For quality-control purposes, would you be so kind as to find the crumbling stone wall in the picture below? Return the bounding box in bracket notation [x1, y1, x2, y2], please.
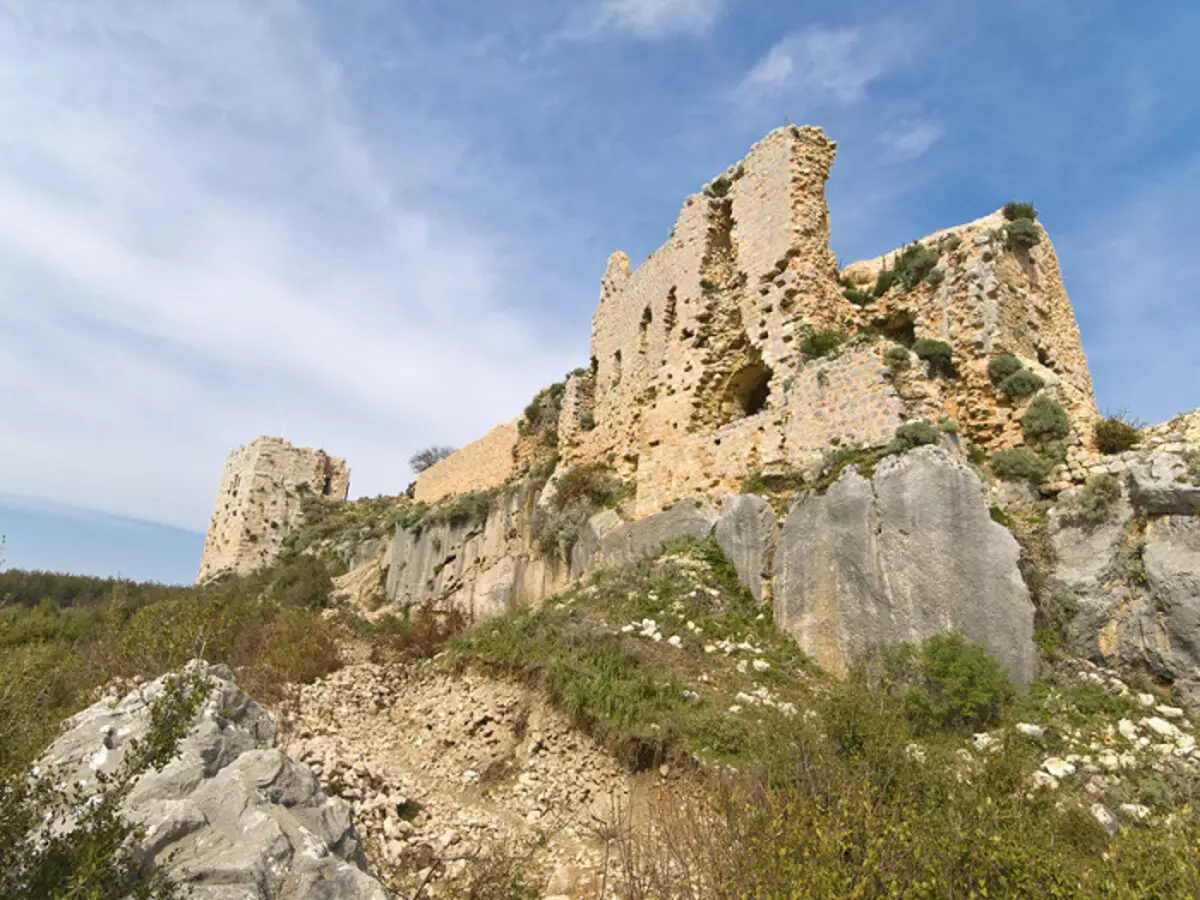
[413, 421, 519, 503]
[198, 436, 349, 582]
[409, 125, 1102, 516]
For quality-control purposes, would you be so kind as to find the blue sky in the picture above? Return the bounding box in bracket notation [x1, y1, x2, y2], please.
[1, 0, 1197, 584]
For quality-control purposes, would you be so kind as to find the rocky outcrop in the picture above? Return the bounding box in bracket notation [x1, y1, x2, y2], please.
[714, 494, 776, 603]
[773, 447, 1036, 683]
[384, 484, 570, 622]
[1040, 453, 1200, 705]
[572, 497, 719, 576]
[39, 662, 386, 900]
[1128, 451, 1200, 515]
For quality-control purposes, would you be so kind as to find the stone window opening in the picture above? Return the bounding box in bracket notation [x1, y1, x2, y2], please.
[322, 473, 333, 496]
[722, 362, 773, 421]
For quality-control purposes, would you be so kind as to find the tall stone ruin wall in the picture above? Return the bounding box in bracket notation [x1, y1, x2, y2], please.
[416, 123, 1102, 517]
[197, 436, 350, 582]
[412, 422, 520, 504]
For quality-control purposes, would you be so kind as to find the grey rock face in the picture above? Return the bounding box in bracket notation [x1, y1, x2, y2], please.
[772, 447, 1035, 684]
[1144, 516, 1200, 705]
[385, 483, 569, 623]
[574, 498, 718, 575]
[714, 494, 777, 603]
[39, 662, 387, 900]
[1127, 452, 1200, 515]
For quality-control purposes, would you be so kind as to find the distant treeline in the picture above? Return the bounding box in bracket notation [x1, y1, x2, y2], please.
[0, 569, 189, 609]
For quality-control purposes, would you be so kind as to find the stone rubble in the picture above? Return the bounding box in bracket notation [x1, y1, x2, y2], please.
[276, 661, 642, 897]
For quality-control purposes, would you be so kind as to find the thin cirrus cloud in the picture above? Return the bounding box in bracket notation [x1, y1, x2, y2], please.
[882, 122, 946, 161]
[0, 2, 584, 532]
[738, 25, 905, 105]
[578, 0, 725, 38]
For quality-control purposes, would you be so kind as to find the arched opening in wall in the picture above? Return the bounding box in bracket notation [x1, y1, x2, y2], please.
[322, 473, 333, 496]
[612, 350, 622, 387]
[639, 306, 652, 354]
[721, 362, 773, 422]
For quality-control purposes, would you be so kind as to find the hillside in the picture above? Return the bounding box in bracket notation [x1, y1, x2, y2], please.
[5, 125, 1200, 898]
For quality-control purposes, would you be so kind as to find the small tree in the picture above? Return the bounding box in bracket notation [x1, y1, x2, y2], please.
[409, 445, 456, 474]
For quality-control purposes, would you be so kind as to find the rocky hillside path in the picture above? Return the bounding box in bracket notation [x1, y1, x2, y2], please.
[274, 657, 644, 898]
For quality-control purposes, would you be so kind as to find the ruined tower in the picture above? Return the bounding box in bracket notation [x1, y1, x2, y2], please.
[197, 436, 350, 582]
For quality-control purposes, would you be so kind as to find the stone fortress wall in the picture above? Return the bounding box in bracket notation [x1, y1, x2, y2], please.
[415, 124, 1101, 514]
[197, 437, 350, 582]
[412, 422, 520, 504]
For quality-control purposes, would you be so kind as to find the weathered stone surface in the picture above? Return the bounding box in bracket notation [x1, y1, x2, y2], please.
[1050, 495, 1133, 594]
[714, 493, 777, 603]
[1144, 516, 1200, 705]
[39, 662, 386, 900]
[1127, 452, 1200, 515]
[385, 483, 570, 623]
[199, 437, 350, 583]
[773, 447, 1035, 683]
[411, 126, 1098, 517]
[575, 498, 718, 574]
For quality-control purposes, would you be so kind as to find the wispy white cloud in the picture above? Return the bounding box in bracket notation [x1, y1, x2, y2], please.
[882, 122, 945, 160]
[0, 2, 583, 529]
[577, 0, 724, 39]
[738, 25, 909, 106]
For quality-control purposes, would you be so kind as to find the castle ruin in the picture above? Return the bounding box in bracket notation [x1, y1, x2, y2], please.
[197, 436, 350, 582]
[414, 125, 1098, 512]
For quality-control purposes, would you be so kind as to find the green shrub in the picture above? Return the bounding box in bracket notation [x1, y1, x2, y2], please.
[894, 243, 941, 290]
[740, 471, 767, 495]
[1004, 218, 1042, 251]
[266, 553, 333, 609]
[987, 354, 1024, 384]
[967, 444, 988, 466]
[989, 505, 1014, 528]
[873, 266, 898, 297]
[800, 329, 846, 360]
[1094, 415, 1140, 454]
[891, 421, 940, 452]
[1022, 396, 1070, 441]
[883, 345, 911, 370]
[1003, 201, 1038, 221]
[884, 632, 1015, 733]
[925, 267, 945, 286]
[999, 368, 1045, 398]
[842, 286, 875, 307]
[937, 416, 960, 434]
[1064, 474, 1123, 527]
[938, 233, 962, 252]
[991, 448, 1053, 483]
[912, 338, 953, 376]
[579, 412, 596, 432]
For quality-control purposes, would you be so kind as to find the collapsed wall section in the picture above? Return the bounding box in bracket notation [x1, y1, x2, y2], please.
[198, 436, 349, 582]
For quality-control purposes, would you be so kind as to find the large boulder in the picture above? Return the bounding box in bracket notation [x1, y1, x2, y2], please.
[772, 447, 1035, 684]
[714, 494, 776, 603]
[38, 661, 387, 900]
[1127, 452, 1200, 516]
